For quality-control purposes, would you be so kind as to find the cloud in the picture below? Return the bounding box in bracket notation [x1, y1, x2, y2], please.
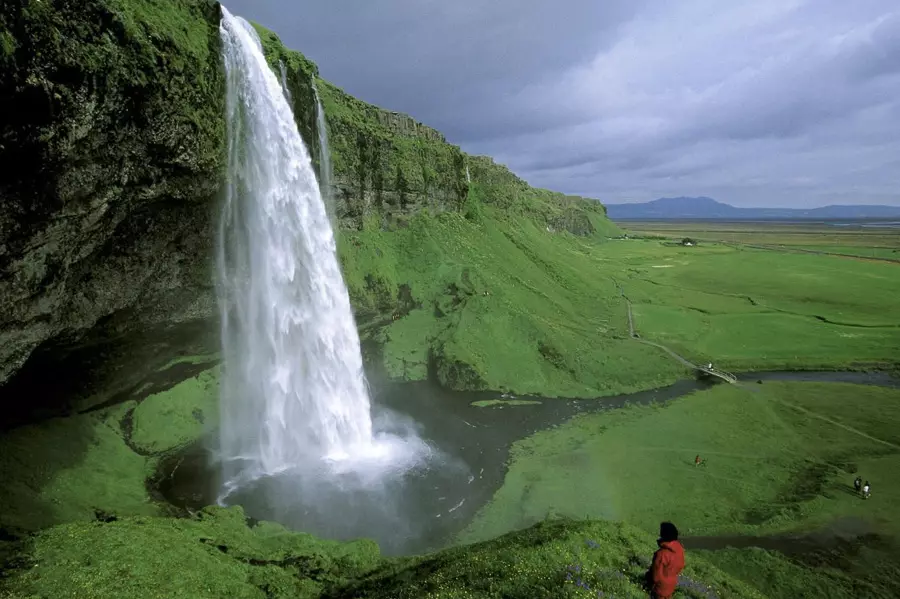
[225, 0, 900, 207]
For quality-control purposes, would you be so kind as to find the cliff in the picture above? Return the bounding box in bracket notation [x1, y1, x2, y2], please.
[0, 0, 622, 424]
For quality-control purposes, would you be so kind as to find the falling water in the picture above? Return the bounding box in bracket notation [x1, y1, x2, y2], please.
[218, 8, 383, 490]
[312, 83, 336, 227]
[215, 7, 460, 553]
[466, 164, 471, 184]
[278, 60, 292, 103]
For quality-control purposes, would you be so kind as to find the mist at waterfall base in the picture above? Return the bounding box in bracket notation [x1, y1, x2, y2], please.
[216, 8, 465, 554]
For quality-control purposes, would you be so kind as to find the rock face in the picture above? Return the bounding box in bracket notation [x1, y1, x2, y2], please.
[0, 0, 612, 421]
[255, 26, 469, 229]
[0, 0, 226, 414]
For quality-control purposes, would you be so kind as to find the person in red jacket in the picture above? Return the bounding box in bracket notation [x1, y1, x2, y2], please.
[645, 521, 685, 599]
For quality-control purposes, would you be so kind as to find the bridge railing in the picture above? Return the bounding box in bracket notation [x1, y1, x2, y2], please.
[699, 366, 737, 384]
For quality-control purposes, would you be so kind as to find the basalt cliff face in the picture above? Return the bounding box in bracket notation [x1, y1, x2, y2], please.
[0, 0, 611, 422]
[0, 0, 226, 422]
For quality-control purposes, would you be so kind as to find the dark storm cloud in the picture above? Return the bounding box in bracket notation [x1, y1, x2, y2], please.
[224, 1, 900, 207]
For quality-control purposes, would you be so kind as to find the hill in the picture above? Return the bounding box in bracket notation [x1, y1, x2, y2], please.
[605, 197, 900, 220]
[0, 0, 635, 427]
[0, 505, 763, 598]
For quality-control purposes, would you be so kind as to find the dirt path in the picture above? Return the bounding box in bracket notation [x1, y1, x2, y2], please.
[613, 279, 735, 381]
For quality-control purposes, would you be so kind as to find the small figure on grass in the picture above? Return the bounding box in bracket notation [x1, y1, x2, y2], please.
[694, 454, 706, 467]
[863, 481, 871, 499]
[645, 522, 685, 599]
[853, 476, 862, 494]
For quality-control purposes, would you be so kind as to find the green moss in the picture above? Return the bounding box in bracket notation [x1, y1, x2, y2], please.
[1, 0, 225, 237]
[0, 403, 157, 533]
[130, 366, 219, 454]
[0, 28, 15, 58]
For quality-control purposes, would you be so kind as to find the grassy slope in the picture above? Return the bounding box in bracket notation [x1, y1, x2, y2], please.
[130, 366, 219, 454]
[344, 226, 899, 396]
[461, 381, 900, 597]
[0, 402, 157, 534]
[341, 208, 685, 397]
[0, 506, 380, 599]
[0, 508, 762, 599]
[0, 360, 219, 534]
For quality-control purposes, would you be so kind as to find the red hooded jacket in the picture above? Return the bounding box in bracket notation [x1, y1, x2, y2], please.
[648, 539, 685, 598]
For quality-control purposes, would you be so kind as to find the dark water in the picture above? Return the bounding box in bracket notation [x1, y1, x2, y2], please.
[154, 370, 899, 556]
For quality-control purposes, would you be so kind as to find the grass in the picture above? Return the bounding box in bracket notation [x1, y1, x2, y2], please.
[0, 402, 157, 534]
[342, 208, 685, 398]
[130, 366, 219, 454]
[608, 240, 900, 371]
[0, 505, 380, 599]
[696, 543, 900, 599]
[621, 221, 900, 253]
[459, 381, 900, 597]
[0, 508, 762, 599]
[346, 212, 899, 396]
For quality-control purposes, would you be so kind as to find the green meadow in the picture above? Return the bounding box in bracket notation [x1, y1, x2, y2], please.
[461, 381, 900, 597]
[344, 212, 900, 392]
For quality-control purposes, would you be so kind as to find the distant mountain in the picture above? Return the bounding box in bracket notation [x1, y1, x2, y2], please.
[604, 197, 900, 220]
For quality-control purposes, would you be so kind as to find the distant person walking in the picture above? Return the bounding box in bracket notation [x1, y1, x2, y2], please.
[863, 481, 871, 499]
[695, 454, 702, 467]
[854, 476, 862, 494]
[645, 522, 685, 599]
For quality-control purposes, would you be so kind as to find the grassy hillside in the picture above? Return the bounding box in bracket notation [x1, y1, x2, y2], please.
[341, 208, 680, 397]
[0, 506, 762, 599]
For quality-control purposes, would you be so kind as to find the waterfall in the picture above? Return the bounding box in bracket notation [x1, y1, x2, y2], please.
[312, 82, 336, 228]
[466, 164, 471, 184]
[278, 60, 292, 103]
[217, 8, 376, 488]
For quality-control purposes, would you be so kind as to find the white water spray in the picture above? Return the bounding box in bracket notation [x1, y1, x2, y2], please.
[218, 8, 390, 490]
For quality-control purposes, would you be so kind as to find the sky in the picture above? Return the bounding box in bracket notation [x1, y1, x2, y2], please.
[226, 1, 900, 207]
